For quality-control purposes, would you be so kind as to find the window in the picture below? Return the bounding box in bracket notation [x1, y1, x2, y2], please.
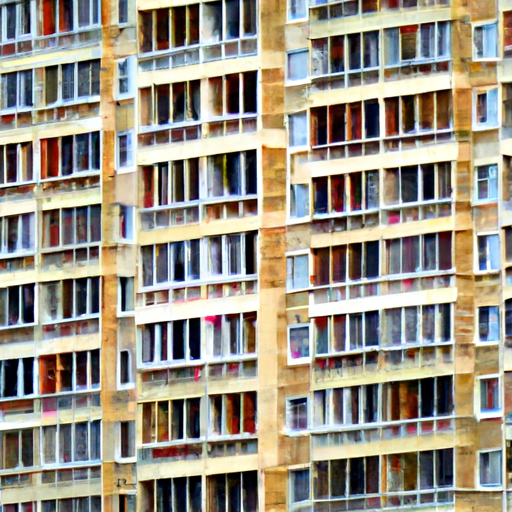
[384, 23, 450, 67]
[139, 0, 256, 54]
[142, 398, 201, 443]
[39, 350, 100, 394]
[287, 50, 308, 81]
[117, 132, 133, 170]
[141, 319, 201, 364]
[140, 80, 200, 126]
[116, 57, 135, 98]
[313, 241, 380, 285]
[287, 397, 308, 431]
[42, 498, 101, 512]
[288, 0, 306, 20]
[207, 151, 257, 199]
[119, 495, 136, 512]
[474, 88, 499, 129]
[41, 278, 100, 323]
[480, 450, 502, 486]
[473, 23, 498, 60]
[41, 0, 100, 35]
[143, 159, 199, 208]
[207, 312, 257, 358]
[0, 142, 33, 185]
[384, 163, 451, 205]
[311, 100, 380, 146]
[0, 357, 34, 397]
[475, 164, 498, 201]
[477, 234, 500, 271]
[119, 0, 128, 24]
[207, 472, 258, 512]
[290, 184, 310, 218]
[141, 240, 200, 287]
[118, 60, 129, 95]
[1, 71, 32, 109]
[286, 254, 309, 290]
[313, 170, 379, 215]
[41, 421, 101, 464]
[314, 376, 452, 427]
[0, 2, 31, 43]
[119, 205, 134, 240]
[207, 72, 257, 118]
[205, 232, 257, 278]
[155, 477, 202, 512]
[382, 304, 452, 346]
[384, 90, 452, 136]
[119, 350, 132, 385]
[0, 284, 34, 327]
[0, 213, 34, 254]
[45, 61, 100, 105]
[42, 205, 101, 248]
[1, 429, 34, 469]
[290, 469, 310, 503]
[478, 306, 499, 342]
[120, 421, 135, 458]
[41, 132, 101, 179]
[289, 111, 308, 147]
[119, 277, 134, 312]
[210, 392, 257, 435]
[288, 324, 310, 363]
[315, 311, 380, 354]
[386, 232, 452, 275]
[505, 12, 512, 58]
[479, 377, 500, 414]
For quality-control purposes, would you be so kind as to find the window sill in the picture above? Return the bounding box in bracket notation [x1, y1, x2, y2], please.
[139, 360, 204, 372]
[473, 199, 498, 206]
[287, 357, 311, 366]
[0, 250, 35, 260]
[0, 322, 35, 331]
[473, 124, 499, 132]
[40, 170, 101, 183]
[42, 315, 100, 326]
[286, 78, 311, 87]
[116, 165, 136, 175]
[40, 96, 100, 110]
[477, 410, 502, 420]
[115, 456, 137, 464]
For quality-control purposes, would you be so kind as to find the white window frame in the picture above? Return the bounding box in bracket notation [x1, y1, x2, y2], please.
[116, 56, 136, 100]
[117, 131, 135, 174]
[1, 70, 33, 111]
[0, 212, 35, 256]
[476, 374, 501, 419]
[118, 0, 129, 25]
[476, 232, 500, 273]
[289, 183, 310, 221]
[473, 22, 498, 61]
[287, 323, 311, 365]
[476, 305, 500, 344]
[289, 466, 311, 506]
[286, 396, 308, 432]
[116, 420, 136, 463]
[474, 163, 498, 203]
[287, 0, 307, 22]
[478, 449, 502, 488]
[473, 87, 499, 130]
[286, 251, 310, 291]
[118, 348, 134, 389]
[287, 49, 310, 83]
[288, 111, 308, 148]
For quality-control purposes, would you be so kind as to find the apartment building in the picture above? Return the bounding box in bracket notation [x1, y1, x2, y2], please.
[0, 0, 510, 510]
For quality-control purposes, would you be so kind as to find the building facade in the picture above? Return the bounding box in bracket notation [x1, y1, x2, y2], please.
[0, 0, 511, 511]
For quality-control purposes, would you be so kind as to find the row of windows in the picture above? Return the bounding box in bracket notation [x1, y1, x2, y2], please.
[288, 303, 451, 362]
[310, 22, 450, 79]
[139, 0, 257, 54]
[141, 392, 257, 443]
[139, 72, 257, 128]
[290, 450, 453, 504]
[141, 232, 257, 288]
[143, 471, 258, 512]
[142, 151, 257, 208]
[141, 312, 257, 365]
[287, 232, 453, 291]
[289, 90, 452, 148]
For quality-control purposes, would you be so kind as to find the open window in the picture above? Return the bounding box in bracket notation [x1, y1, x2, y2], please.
[474, 88, 499, 129]
[119, 421, 136, 459]
[0, 357, 34, 398]
[477, 233, 500, 271]
[207, 312, 257, 358]
[0, 212, 34, 254]
[473, 22, 498, 60]
[207, 150, 257, 198]
[41, 0, 100, 35]
[207, 471, 258, 512]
